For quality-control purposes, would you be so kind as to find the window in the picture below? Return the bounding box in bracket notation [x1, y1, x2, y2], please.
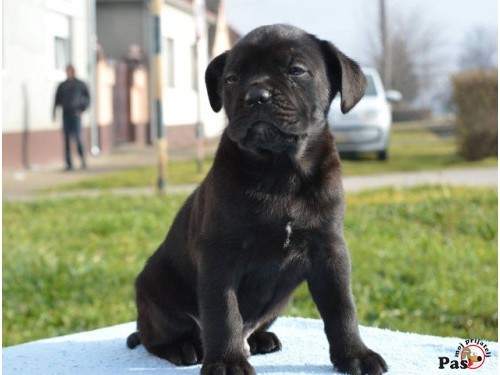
[165, 37, 175, 87]
[48, 12, 72, 74]
[54, 36, 70, 71]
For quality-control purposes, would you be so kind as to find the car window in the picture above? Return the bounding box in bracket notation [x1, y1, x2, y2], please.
[364, 74, 377, 96]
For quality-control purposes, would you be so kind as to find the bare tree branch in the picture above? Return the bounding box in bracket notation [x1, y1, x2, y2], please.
[459, 26, 498, 70]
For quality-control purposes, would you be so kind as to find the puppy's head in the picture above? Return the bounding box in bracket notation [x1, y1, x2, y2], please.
[206, 24, 366, 158]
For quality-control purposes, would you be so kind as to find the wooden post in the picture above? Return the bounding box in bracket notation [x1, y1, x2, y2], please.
[152, 0, 167, 191]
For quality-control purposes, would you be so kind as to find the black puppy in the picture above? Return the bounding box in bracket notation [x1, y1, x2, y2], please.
[127, 24, 388, 375]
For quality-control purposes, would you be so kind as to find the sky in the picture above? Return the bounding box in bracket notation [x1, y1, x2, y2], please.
[224, 0, 498, 73]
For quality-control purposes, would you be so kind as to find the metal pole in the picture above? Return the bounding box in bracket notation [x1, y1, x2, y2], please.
[152, 0, 167, 191]
[380, 0, 391, 89]
[88, 0, 100, 155]
[193, 0, 207, 173]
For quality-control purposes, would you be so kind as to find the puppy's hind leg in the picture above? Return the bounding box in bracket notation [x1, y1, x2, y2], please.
[134, 295, 203, 366]
[247, 318, 282, 355]
[126, 331, 141, 349]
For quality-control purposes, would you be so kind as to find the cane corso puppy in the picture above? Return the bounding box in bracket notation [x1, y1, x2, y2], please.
[127, 24, 388, 375]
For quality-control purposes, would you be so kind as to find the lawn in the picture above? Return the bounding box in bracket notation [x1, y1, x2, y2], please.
[3, 186, 497, 347]
[51, 122, 497, 191]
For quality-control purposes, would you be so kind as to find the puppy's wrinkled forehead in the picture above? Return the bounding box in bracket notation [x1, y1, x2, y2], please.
[226, 24, 323, 72]
[242, 24, 308, 44]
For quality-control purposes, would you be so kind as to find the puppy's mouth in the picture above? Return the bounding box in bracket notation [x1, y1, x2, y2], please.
[241, 121, 302, 154]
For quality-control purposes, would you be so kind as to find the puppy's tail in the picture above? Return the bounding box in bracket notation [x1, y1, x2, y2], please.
[126, 332, 141, 349]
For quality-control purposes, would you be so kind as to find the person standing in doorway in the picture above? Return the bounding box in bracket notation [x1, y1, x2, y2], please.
[53, 64, 90, 171]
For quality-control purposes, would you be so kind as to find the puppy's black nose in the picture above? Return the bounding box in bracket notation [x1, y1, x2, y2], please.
[244, 88, 272, 107]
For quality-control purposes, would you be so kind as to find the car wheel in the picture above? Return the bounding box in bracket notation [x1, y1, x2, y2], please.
[377, 149, 388, 161]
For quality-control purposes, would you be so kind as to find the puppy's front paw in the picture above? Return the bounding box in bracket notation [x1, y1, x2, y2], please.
[201, 358, 255, 375]
[332, 349, 388, 375]
[247, 331, 282, 355]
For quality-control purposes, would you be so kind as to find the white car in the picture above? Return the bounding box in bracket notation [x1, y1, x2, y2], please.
[328, 67, 401, 160]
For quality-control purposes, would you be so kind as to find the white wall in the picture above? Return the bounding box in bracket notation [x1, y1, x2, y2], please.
[162, 6, 198, 127]
[161, 4, 225, 138]
[2, 0, 89, 134]
[2, 0, 226, 139]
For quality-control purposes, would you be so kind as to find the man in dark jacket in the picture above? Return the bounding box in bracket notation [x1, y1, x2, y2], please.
[53, 64, 90, 170]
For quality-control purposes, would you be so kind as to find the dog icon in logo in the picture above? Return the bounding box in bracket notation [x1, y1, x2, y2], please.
[461, 345, 485, 369]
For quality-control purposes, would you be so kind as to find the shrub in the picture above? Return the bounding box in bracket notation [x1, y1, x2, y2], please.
[452, 70, 498, 160]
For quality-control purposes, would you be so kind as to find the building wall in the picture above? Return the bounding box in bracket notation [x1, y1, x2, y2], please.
[3, 0, 231, 170]
[205, 0, 231, 138]
[3, 128, 91, 170]
[95, 0, 225, 144]
[3, 0, 90, 169]
[162, 5, 199, 127]
[161, 3, 225, 139]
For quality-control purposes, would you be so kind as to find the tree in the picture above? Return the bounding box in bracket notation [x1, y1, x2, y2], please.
[459, 26, 498, 70]
[366, 0, 446, 105]
[389, 34, 419, 102]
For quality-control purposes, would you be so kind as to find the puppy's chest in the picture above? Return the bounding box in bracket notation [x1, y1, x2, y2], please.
[239, 188, 333, 260]
[242, 220, 304, 256]
[241, 207, 324, 263]
[245, 189, 326, 228]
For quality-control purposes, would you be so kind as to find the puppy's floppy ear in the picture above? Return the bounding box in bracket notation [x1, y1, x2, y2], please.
[321, 41, 367, 114]
[205, 52, 228, 112]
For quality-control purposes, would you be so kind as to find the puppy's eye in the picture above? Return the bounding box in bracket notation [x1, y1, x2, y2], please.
[225, 75, 238, 84]
[289, 66, 306, 76]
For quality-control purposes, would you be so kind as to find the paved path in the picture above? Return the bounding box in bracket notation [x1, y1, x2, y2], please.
[3, 142, 217, 201]
[343, 167, 498, 191]
[2, 143, 497, 202]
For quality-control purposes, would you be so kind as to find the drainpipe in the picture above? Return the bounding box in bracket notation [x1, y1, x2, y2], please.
[22, 82, 30, 169]
[193, 0, 207, 173]
[88, 0, 100, 155]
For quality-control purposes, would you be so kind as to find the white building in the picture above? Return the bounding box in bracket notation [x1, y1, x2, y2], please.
[3, 0, 239, 170]
[3, 0, 92, 169]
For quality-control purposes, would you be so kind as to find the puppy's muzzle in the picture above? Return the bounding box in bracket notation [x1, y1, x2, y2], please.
[244, 122, 297, 153]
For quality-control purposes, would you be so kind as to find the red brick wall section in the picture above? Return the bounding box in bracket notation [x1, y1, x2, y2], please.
[166, 124, 196, 149]
[2, 124, 198, 170]
[3, 127, 91, 170]
[98, 125, 113, 154]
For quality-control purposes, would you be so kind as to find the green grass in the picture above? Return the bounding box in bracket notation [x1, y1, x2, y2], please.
[285, 186, 498, 340]
[58, 157, 214, 191]
[3, 186, 497, 347]
[51, 123, 497, 191]
[2, 194, 188, 346]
